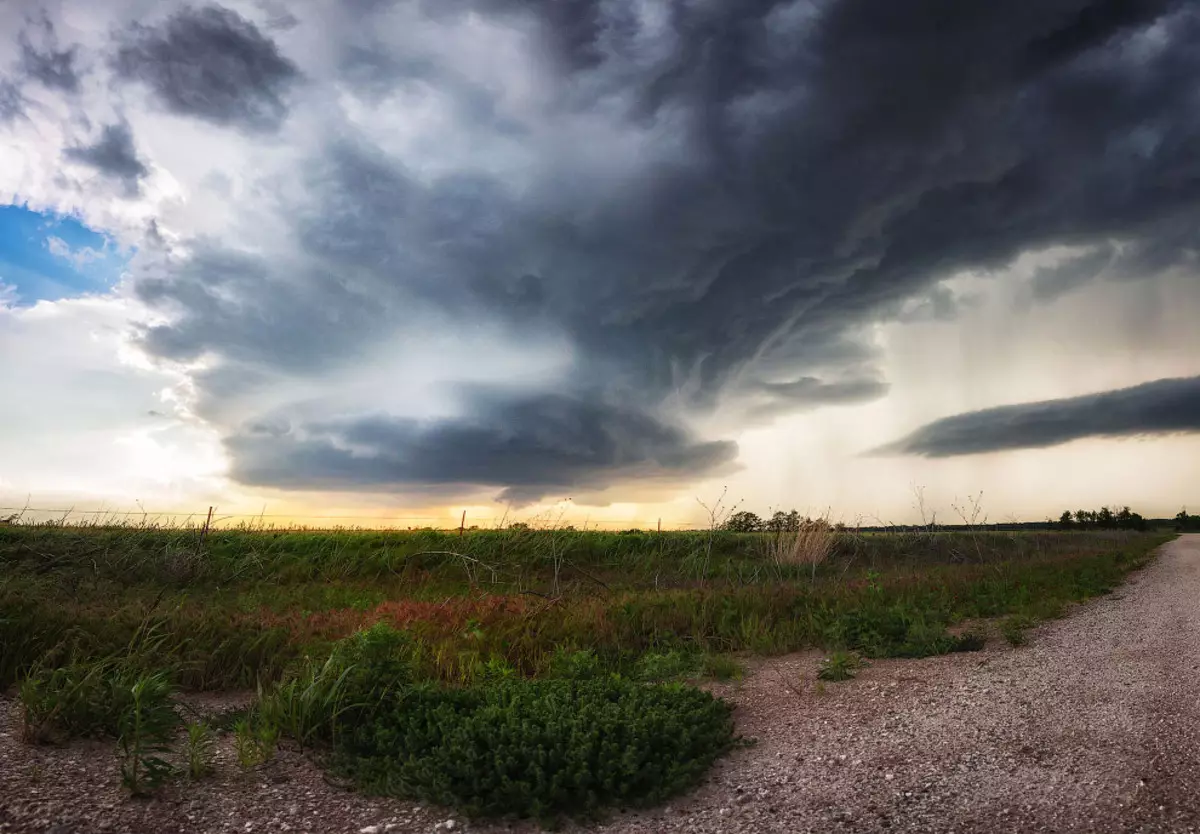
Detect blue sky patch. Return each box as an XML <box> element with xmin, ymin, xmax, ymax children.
<box><xmin>0</xmin><ymin>203</ymin><xmax>131</xmax><ymax>305</ymax></box>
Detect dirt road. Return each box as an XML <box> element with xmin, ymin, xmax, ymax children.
<box><xmin>2</xmin><ymin>535</ymin><xmax>1197</xmax><ymax>833</ymax></box>
<box><xmin>588</xmin><ymin>533</ymin><xmax>1200</xmax><ymax>834</ymax></box>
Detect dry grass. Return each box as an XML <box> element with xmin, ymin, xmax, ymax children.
<box><xmin>760</xmin><ymin>518</ymin><xmax>833</xmax><ymax>579</ymax></box>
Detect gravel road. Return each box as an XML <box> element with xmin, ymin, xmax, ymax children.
<box><xmin>2</xmin><ymin>535</ymin><xmax>1197</xmax><ymax>834</ymax></box>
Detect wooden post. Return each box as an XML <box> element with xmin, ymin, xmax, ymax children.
<box><xmin>459</xmin><ymin>510</ymin><xmax>466</xmax><ymax>537</ymax></box>
<box><xmin>200</xmin><ymin>505</ymin><xmax>214</xmax><ymax>546</ymax></box>
<box><xmin>657</xmin><ymin>518</ymin><xmax>661</xmax><ymax>533</ymax></box>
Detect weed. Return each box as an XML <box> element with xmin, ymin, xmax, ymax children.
<box><xmin>232</xmin><ymin>717</ymin><xmax>271</xmax><ymax>769</ymax></box>
<box><xmin>817</xmin><ymin>650</ymin><xmax>862</xmax><ymax>682</ymax></box>
<box><xmin>635</xmin><ymin>650</ymin><xmax>699</xmax><ymax>682</ymax></box>
<box><xmin>185</xmin><ymin>721</ymin><xmax>215</xmax><ymax>779</ymax></box>
<box><xmin>544</xmin><ymin>648</ymin><xmax>604</xmax><ymax>680</ymax></box>
<box><xmin>117</xmin><ymin>672</ymin><xmax>180</xmax><ymax>797</ymax></box>
<box><xmin>701</xmin><ymin>654</ymin><xmax>744</xmax><ymax>682</ymax></box>
<box><xmin>1001</xmin><ymin>614</ymin><xmax>1035</xmax><ymax>646</ymax></box>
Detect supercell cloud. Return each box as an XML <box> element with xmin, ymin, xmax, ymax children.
<box><xmin>3</xmin><ymin>0</ymin><xmax>1200</xmax><ymax>504</ymax></box>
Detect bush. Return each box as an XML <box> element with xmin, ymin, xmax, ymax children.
<box><xmin>336</xmin><ymin>677</ymin><xmax>736</xmax><ymax>822</ymax></box>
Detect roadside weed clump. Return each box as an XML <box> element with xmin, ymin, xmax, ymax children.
<box><xmin>544</xmin><ymin>648</ymin><xmax>605</xmax><ymax>680</ymax></box>
<box><xmin>817</xmin><ymin>650</ymin><xmax>863</xmax><ymax>682</ymax></box>
<box><xmin>232</xmin><ymin>716</ymin><xmax>277</xmax><ymax>769</ymax></box>
<box><xmin>1001</xmin><ymin>614</ymin><xmax>1036</xmax><ymax>646</ymax></box>
<box><xmin>257</xmin><ymin>622</ymin><xmax>421</xmax><ymax>747</ymax></box>
<box><xmin>117</xmin><ymin>671</ymin><xmax>180</xmax><ymax>797</ymax></box>
<box><xmin>702</xmin><ymin>653</ymin><xmax>744</xmax><ymax>682</ymax></box>
<box><xmin>20</xmin><ymin>659</ymin><xmax>146</xmax><ymax>744</ymax></box>
<box><xmin>336</xmin><ymin>676</ymin><xmax>736</xmax><ymax>822</ymax></box>
<box><xmin>185</xmin><ymin>721</ymin><xmax>215</xmax><ymax>779</ymax></box>
<box><xmin>635</xmin><ymin>649</ymin><xmax>700</xmax><ymax>682</ymax></box>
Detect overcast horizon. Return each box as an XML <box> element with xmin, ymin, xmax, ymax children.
<box><xmin>2</xmin><ymin>0</ymin><xmax>1199</xmax><ymax>527</ymax></box>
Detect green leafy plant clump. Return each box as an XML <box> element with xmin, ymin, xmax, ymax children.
<box><xmin>335</xmin><ymin>676</ymin><xmax>736</xmax><ymax>822</ymax></box>
<box><xmin>817</xmin><ymin>650</ymin><xmax>863</xmax><ymax>681</ymax></box>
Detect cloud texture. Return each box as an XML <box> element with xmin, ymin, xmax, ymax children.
<box><xmin>879</xmin><ymin>376</ymin><xmax>1200</xmax><ymax>457</ymax></box>
<box><xmin>2</xmin><ymin>0</ymin><xmax>1200</xmax><ymax>504</ymax></box>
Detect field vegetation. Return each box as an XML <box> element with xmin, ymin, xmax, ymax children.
<box><xmin>0</xmin><ymin>517</ymin><xmax>1173</xmax><ymax>823</ymax></box>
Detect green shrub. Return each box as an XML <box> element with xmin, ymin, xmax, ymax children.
<box><xmin>336</xmin><ymin>677</ymin><xmax>736</xmax><ymax>822</ymax></box>
<box><xmin>117</xmin><ymin>672</ymin><xmax>180</xmax><ymax>796</ymax></box>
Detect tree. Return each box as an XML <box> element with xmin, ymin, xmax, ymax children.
<box><xmin>1058</xmin><ymin>510</ymin><xmax>1074</xmax><ymax>529</ymax></box>
<box><xmin>723</xmin><ymin>511</ymin><xmax>764</xmax><ymax>533</ymax></box>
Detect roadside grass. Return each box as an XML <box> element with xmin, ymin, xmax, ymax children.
<box><xmin>0</xmin><ymin>524</ymin><xmax>1173</xmax><ymax>817</ymax></box>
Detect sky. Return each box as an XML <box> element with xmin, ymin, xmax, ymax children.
<box><xmin>1</xmin><ymin>0</ymin><xmax>1199</xmax><ymax>528</ymax></box>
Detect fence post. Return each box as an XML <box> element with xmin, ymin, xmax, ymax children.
<box><xmin>199</xmin><ymin>505</ymin><xmax>214</xmax><ymax>546</ymax></box>
<box><xmin>459</xmin><ymin>510</ymin><xmax>466</xmax><ymax>537</ymax></box>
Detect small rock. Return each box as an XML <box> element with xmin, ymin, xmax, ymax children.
<box><xmin>360</xmin><ymin>827</ymin><xmax>381</xmax><ymax>834</ymax></box>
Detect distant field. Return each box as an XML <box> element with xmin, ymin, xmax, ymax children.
<box><xmin>0</xmin><ymin>523</ymin><xmax>1172</xmax><ymax>821</ymax></box>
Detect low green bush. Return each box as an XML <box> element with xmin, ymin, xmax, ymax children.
<box><xmin>336</xmin><ymin>676</ymin><xmax>736</xmax><ymax>822</ymax></box>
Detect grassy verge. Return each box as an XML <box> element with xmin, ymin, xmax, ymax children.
<box><xmin>0</xmin><ymin>525</ymin><xmax>1172</xmax><ymax>820</ymax></box>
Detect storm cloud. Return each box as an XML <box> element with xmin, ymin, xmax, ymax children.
<box><xmin>64</xmin><ymin>123</ymin><xmax>148</xmax><ymax>196</ymax></box>
<box><xmin>878</xmin><ymin>376</ymin><xmax>1200</xmax><ymax>457</ymax></box>
<box><xmin>227</xmin><ymin>391</ymin><xmax>738</xmax><ymax>505</ymax></box>
<box><xmin>10</xmin><ymin>0</ymin><xmax>1200</xmax><ymax>504</ymax></box>
<box><xmin>114</xmin><ymin>4</ymin><xmax>298</xmax><ymax>131</ymax></box>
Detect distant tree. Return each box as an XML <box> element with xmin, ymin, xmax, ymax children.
<box><xmin>1177</xmin><ymin>508</ymin><xmax>1200</xmax><ymax>531</ymax></box>
<box><xmin>508</xmin><ymin>522</ymin><xmax>530</xmax><ymax>531</ymax></box>
<box><xmin>723</xmin><ymin>511</ymin><xmax>763</xmax><ymax>533</ymax></box>
<box><xmin>1058</xmin><ymin>510</ymin><xmax>1074</xmax><ymax>529</ymax></box>
<box><xmin>765</xmin><ymin>510</ymin><xmax>802</xmax><ymax>533</ymax></box>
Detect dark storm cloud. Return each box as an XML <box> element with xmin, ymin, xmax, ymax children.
<box><xmin>226</xmin><ymin>391</ymin><xmax>738</xmax><ymax>504</ymax></box>
<box><xmin>114</xmin><ymin>4</ymin><xmax>298</xmax><ymax>131</ymax></box>
<box><xmin>134</xmin><ymin>0</ymin><xmax>1200</xmax><ymax>497</ymax></box>
<box><xmin>64</xmin><ymin>123</ymin><xmax>148</xmax><ymax>197</ymax></box>
<box><xmin>878</xmin><ymin>376</ymin><xmax>1200</xmax><ymax>457</ymax></box>
<box><xmin>748</xmin><ymin>376</ymin><xmax>889</xmax><ymax>420</ymax></box>
<box><xmin>1029</xmin><ymin>246</ymin><xmax>1116</xmax><ymax>302</ymax></box>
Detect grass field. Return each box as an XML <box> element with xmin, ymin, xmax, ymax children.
<box><xmin>0</xmin><ymin>522</ymin><xmax>1173</xmax><ymax>822</ymax></box>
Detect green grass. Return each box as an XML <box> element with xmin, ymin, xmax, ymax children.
<box><xmin>0</xmin><ymin>524</ymin><xmax>1173</xmax><ymax>818</ymax></box>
